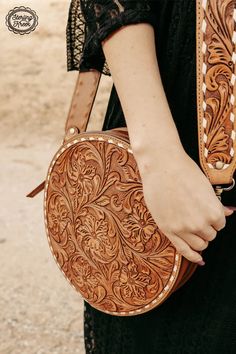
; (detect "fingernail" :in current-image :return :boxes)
[225,206,236,211]
[197,260,205,266]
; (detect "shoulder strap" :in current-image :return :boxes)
[27,0,236,198]
[63,69,102,140]
[196,0,236,186]
[26,70,101,198]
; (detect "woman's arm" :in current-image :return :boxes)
[101,23,233,264]
[102,23,182,155]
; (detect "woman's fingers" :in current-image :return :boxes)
[162,205,234,264]
[166,233,204,264]
[158,202,234,264]
[209,208,226,232]
[190,225,217,242]
[224,206,235,215]
[178,232,209,251]
[195,205,232,241]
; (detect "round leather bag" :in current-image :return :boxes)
[44,127,198,316]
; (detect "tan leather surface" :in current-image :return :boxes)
[26,181,45,198]
[27,0,235,316]
[196,0,236,185]
[44,131,191,315]
[64,70,101,140]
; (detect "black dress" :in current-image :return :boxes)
[66,1,236,353]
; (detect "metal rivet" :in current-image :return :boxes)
[215,161,224,170]
[69,127,75,134]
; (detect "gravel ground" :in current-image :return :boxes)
[0,1,112,353]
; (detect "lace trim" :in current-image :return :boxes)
[66,0,157,76]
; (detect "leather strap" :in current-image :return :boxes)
[26,70,102,198]
[27,0,236,198]
[196,0,236,185]
[63,70,102,142]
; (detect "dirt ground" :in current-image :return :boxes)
[0,1,112,353]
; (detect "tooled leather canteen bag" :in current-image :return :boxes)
[27,0,236,316]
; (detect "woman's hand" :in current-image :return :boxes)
[101,22,234,264]
[136,147,234,264]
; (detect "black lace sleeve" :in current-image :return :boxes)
[66,0,158,76]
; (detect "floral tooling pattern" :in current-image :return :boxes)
[45,137,180,314]
[202,0,236,168]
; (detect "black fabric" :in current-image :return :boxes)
[66,1,236,353]
[66,0,158,75]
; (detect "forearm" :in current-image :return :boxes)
[101,23,185,166]
[101,22,230,266]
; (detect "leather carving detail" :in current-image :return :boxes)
[44,132,192,316]
[196,0,236,184]
[27,1,236,317]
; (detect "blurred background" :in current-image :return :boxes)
[0,1,112,353]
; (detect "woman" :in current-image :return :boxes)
[66,1,236,353]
